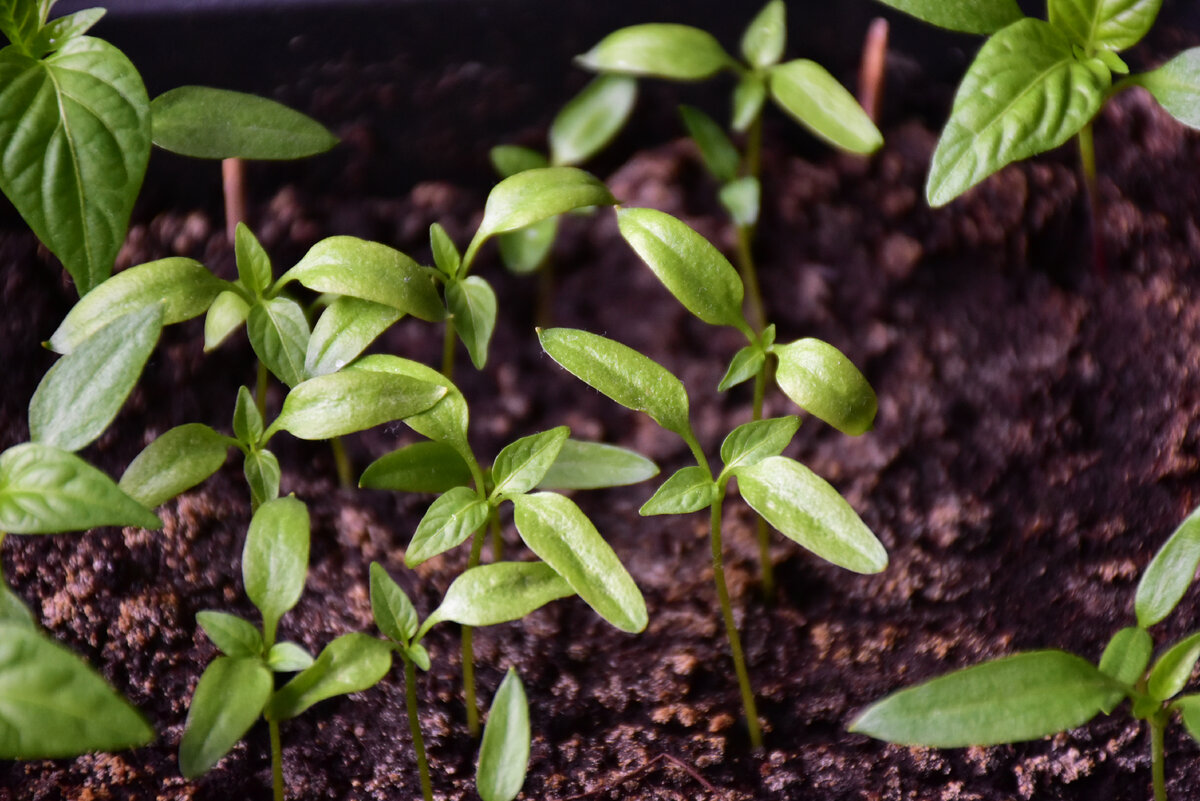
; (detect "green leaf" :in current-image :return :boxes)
[678,105,739,183]
[405,643,431,671]
[29,9,104,57]
[265,633,392,721]
[243,450,280,511]
[719,176,760,227]
[497,216,558,275]
[741,0,786,69]
[489,145,548,179]
[768,60,883,155]
[1174,694,1200,741]
[0,36,150,295]
[1148,631,1200,702]
[151,85,337,160]
[369,562,419,644]
[270,368,447,442]
[718,338,769,392]
[0,622,154,759]
[512,492,647,633]
[774,338,877,436]
[305,296,402,378]
[549,74,637,167]
[196,610,263,658]
[731,74,767,133]
[119,423,231,508]
[536,439,659,490]
[419,561,574,637]
[1048,0,1160,53]
[360,441,473,494]
[247,297,310,388]
[1137,506,1200,628]
[577,24,733,80]
[48,258,225,353]
[617,207,750,334]
[233,222,272,297]
[267,642,314,673]
[0,443,161,533]
[720,416,801,474]
[0,0,46,48]
[278,236,443,322]
[926,19,1107,206]
[30,304,163,452]
[446,276,498,370]
[0,583,35,629]
[242,496,310,638]
[869,0,1024,34]
[1097,626,1152,693]
[492,426,570,500]
[639,466,717,516]
[406,486,489,567]
[179,656,272,778]
[204,290,251,351]
[735,456,886,573]
[477,668,530,801]
[850,651,1121,746]
[538,328,693,439]
[430,222,463,278]
[233,386,264,446]
[1135,48,1200,130]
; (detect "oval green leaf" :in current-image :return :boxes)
[732,74,767,133]
[1137,505,1200,628]
[244,450,281,511]
[679,104,739,183]
[119,423,231,508]
[242,496,310,638]
[1049,0,1161,53]
[265,633,392,721]
[370,562,419,644]
[720,416,801,474]
[420,561,574,637]
[774,338,877,436]
[718,176,760,227]
[639,466,717,516]
[196,610,263,659]
[490,145,548,179]
[497,217,558,275]
[430,221,463,278]
[405,486,489,567]
[267,642,315,673]
[741,0,787,69]
[536,439,659,491]
[477,668,530,801]
[870,0,1024,34]
[270,369,447,442]
[1175,694,1200,742]
[305,296,402,378]
[768,59,883,155]
[549,74,637,167]
[178,656,271,778]
[1148,631,1200,702]
[1097,626,1152,692]
[718,342,767,392]
[447,275,498,370]
[577,24,733,80]
[492,426,570,500]
[360,441,473,494]
[247,297,310,388]
[1136,48,1200,130]
[204,289,251,352]
[0,0,44,48]
[233,385,264,447]
[29,9,105,58]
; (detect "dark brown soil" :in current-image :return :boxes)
[5,70,1200,801]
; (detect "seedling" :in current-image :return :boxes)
[851,504,1200,801]
[539,326,886,748]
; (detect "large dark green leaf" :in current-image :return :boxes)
[1136,505,1200,628]
[577,24,734,80]
[119,423,231,508]
[477,668,530,801]
[1136,48,1200,130]
[265,633,392,721]
[773,338,877,436]
[870,0,1024,34]
[549,74,637,167]
[242,496,310,639]
[179,656,272,778]
[1048,0,1160,53]
[536,440,658,491]
[269,369,447,441]
[768,60,883,155]
[0,0,48,49]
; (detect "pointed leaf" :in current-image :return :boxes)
[719,176,760,227]
[1137,505,1200,627]
[1049,0,1161,53]
[204,290,251,351]
[360,441,473,494]
[0,0,46,48]
[429,221,463,279]
[243,450,280,510]
[179,656,272,778]
[406,486,489,567]
[420,561,574,637]
[406,643,431,671]
[446,275,497,370]
[196,611,263,659]
[492,426,570,499]
[489,145,548,179]
[265,633,391,721]
[369,562,419,643]
[1098,626,1152,691]
[639,466,717,516]
[741,0,786,69]
[242,496,309,637]
[234,223,272,297]
[679,105,739,183]
[536,440,659,490]
[720,416,801,473]
[732,74,767,133]
[497,216,558,275]
[0,584,35,629]
[119,423,231,508]
[1147,631,1200,702]
[348,356,472,463]
[267,642,314,673]
[549,74,637,167]
[774,338,877,436]
[577,24,734,80]
[29,9,104,57]
[1135,48,1200,130]
[233,386,264,446]
[305,296,402,378]
[247,297,310,388]
[718,342,766,392]
[477,668,530,801]
[270,368,446,441]
[869,0,1023,34]
[1174,694,1200,742]
[768,60,883,155]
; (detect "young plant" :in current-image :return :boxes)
[852,504,1200,801]
[180,496,393,801]
[539,326,886,748]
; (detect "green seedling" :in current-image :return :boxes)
[180,496,393,801]
[852,504,1200,801]
[359,357,655,735]
[579,0,882,332]
[539,326,886,749]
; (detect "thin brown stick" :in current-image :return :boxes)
[222,157,246,242]
[559,753,719,800]
[857,17,889,124]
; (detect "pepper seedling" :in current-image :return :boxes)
[539,326,886,749]
[852,503,1200,801]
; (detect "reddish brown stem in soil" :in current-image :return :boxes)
[857,18,889,124]
[558,753,718,800]
[222,158,246,243]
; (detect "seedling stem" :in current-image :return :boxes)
[1077,122,1105,276]
[1151,712,1166,801]
[222,158,247,244]
[269,719,285,801]
[857,18,889,124]
[463,527,486,738]
[330,436,354,490]
[404,656,434,801]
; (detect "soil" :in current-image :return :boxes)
[5,48,1200,801]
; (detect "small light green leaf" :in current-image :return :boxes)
[774,338,877,436]
[477,668,530,801]
[369,562,419,644]
[0,0,46,48]
[406,643,431,671]
[741,0,786,69]
[549,74,637,167]
[720,416,801,474]
[446,276,497,370]
[679,105,739,183]
[1174,694,1200,741]
[768,60,883,155]
[48,258,225,353]
[430,222,462,278]
[360,441,473,494]
[305,296,402,379]
[31,305,162,453]
[265,633,392,721]
[869,0,1024,34]
[617,208,750,334]
[270,368,447,442]
[1096,49,1129,74]
[639,466,717,516]
[497,216,558,275]
[719,176,760,227]
[242,496,310,638]
[577,24,734,81]
[851,651,1121,746]
[178,656,271,778]
[732,74,767,133]
[1049,0,1161,53]
[512,492,647,633]
[1137,505,1200,628]
[1097,626,1152,698]
[490,145,548,179]
[405,486,489,567]
[119,423,231,508]
[204,290,251,352]
[0,622,154,760]
[927,19,1106,206]
[196,610,263,658]
[492,426,570,500]
[1135,48,1200,130]
[536,439,659,490]
[539,328,693,439]
[348,356,472,463]
[736,456,886,573]
[267,642,314,673]
[243,450,280,510]
[718,342,767,392]
[1148,631,1200,702]
[151,85,338,160]
[277,236,443,322]
[29,9,104,57]
[420,561,574,637]
[0,584,35,628]
[233,223,272,297]
[233,386,264,446]
[0,443,161,533]
[247,297,310,388]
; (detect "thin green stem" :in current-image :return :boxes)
[441,317,457,381]
[404,656,434,801]
[329,436,354,490]
[269,719,285,801]
[1151,714,1167,801]
[1077,123,1104,276]
[255,361,269,421]
[735,224,766,335]
[489,507,504,562]
[745,113,763,180]
[750,367,774,600]
[710,490,762,749]
[462,527,486,738]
